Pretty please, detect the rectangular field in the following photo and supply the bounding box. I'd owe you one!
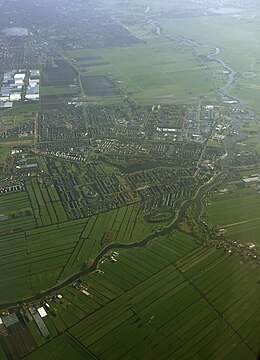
[207,193,260,247]
[80,75,120,96]
[66,232,258,360]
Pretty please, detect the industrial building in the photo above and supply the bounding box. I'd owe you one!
[25,69,40,101]
[0,69,40,107]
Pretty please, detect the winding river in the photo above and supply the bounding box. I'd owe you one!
[0,168,226,310]
[0,41,248,310]
[207,46,239,100]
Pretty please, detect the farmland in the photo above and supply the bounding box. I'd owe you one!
[207,190,260,248]
[24,333,96,360]
[66,38,216,103]
[81,76,120,97]
[0,0,260,359]
[41,64,78,87]
[0,201,157,302]
[20,231,259,360]
[160,13,260,112]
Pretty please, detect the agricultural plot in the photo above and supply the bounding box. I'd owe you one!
[207,192,260,247]
[24,333,95,360]
[59,204,157,279]
[66,37,216,103]
[160,14,260,112]
[40,94,78,111]
[0,221,86,302]
[66,232,258,360]
[26,178,68,227]
[0,191,36,236]
[40,63,79,109]
[80,75,120,97]
[2,225,258,359]
[40,86,80,96]
[0,203,156,302]
[41,66,77,87]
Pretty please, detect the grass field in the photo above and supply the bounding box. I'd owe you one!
[64,9,260,110]
[23,231,258,360]
[66,36,216,103]
[160,14,260,112]
[0,145,11,164]
[1,104,39,115]
[0,197,156,302]
[40,86,80,96]
[68,234,259,360]
[24,333,96,360]
[207,192,260,247]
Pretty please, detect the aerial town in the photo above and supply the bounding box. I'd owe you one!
[0,0,259,359]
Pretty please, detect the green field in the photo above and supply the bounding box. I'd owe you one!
[159,14,260,112]
[40,86,80,96]
[207,192,260,248]
[66,37,216,103]
[24,333,96,360]
[70,242,259,360]
[2,104,39,115]
[65,7,260,111]
[23,231,259,360]
[0,195,157,302]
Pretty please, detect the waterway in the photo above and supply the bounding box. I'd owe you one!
[0,167,226,310]
[150,21,161,35]
[0,39,249,310]
[207,47,239,101]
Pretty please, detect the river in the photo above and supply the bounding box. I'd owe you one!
[207,47,239,100]
[0,166,227,310]
[0,40,249,310]
[150,21,161,35]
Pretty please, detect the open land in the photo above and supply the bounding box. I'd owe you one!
[0,0,259,359]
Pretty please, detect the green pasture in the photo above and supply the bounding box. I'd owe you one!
[239,118,260,154]
[64,10,260,109]
[0,136,34,144]
[65,9,260,109]
[40,86,80,96]
[3,227,256,359]
[207,192,260,246]
[0,200,157,302]
[24,333,95,360]
[2,104,39,115]
[0,192,36,235]
[64,11,260,109]
[161,15,260,112]
[0,146,10,164]
[65,232,258,360]
[66,37,216,103]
